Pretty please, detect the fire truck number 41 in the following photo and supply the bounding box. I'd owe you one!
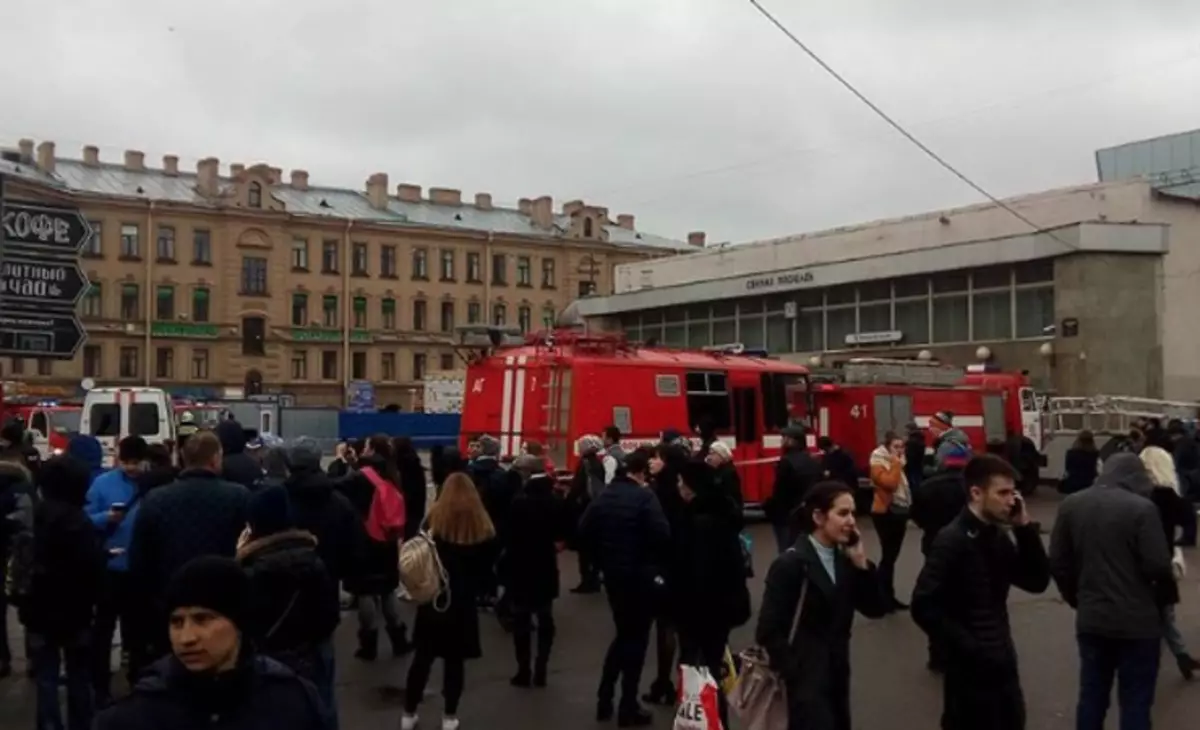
[850,404,867,419]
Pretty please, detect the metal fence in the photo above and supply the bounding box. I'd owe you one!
[280,407,341,454]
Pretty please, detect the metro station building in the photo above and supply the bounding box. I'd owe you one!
[577,129,1200,400]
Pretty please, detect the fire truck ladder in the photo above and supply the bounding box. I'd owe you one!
[813,358,964,387]
[1044,395,1200,437]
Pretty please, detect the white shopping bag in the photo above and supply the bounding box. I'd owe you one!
[674,664,723,730]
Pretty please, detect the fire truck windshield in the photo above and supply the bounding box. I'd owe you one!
[782,374,813,429]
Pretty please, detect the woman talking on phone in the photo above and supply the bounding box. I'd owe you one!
[754,481,889,730]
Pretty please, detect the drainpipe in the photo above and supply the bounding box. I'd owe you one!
[342,219,353,405]
[143,200,155,386]
[484,231,493,323]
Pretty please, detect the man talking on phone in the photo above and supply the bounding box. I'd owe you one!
[911,454,1050,730]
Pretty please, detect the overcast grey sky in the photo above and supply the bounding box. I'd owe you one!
[5,0,1200,243]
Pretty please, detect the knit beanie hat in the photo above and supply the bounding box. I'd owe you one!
[165,556,251,630]
[248,484,294,537]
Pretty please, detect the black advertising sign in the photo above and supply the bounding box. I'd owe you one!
[1,200,94,254]
[0,257,89,305]
[0,309,86,358]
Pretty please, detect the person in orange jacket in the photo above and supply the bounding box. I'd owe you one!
[869,431,912,613]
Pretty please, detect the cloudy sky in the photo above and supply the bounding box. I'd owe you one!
[5,0,1200,244]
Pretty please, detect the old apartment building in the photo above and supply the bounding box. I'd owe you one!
[0,139,694,405]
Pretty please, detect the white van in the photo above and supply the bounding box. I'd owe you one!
[80,387,175,466]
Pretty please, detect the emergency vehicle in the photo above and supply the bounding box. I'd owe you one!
[12,400,82,458]
[80,387,175,466]
[457,327,810,507]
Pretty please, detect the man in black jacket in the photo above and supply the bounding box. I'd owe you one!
[215,419,263,491]
[911,454,1050,730]
[283,437,364,587]
[763,426,821,553]
[578,449,671,727]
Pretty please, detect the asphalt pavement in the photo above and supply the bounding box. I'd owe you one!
[5,492,1200,729]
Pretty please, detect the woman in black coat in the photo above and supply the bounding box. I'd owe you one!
[755,481,888,730]
[393,437,428,539]
[1060,430,1100,494]
[402,473,498,730]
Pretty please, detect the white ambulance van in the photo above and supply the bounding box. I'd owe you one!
[80,387,175,467]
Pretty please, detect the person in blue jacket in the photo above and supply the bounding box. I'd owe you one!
[67,433,107,485]
[84,435,148,706]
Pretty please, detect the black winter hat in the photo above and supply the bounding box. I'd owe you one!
[165,556,251,630]
[248,484,294,537]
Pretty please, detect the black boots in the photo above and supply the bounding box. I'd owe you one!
[386,625,414,658]
[355,630,378,662]
[512,618,554,688]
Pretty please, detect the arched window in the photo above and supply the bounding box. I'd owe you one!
[244,369,264,396]
[583,217,594,238]
[248,181,263,208]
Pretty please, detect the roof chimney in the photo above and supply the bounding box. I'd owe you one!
[530,196,554,228]
[616,214,635,230]
[290,169,309,191]
[562,200,585,216]
[17,139,34,163]
[162,154,179,176]
[36,141,55,174]
[518,198,533,216]
[396,183,422,203]
[124,150,145,171]
[366,172,389,210]
[82,145,99,166]
[196,157,220,197]
[474,192,493,210]
[687,231,707,248]
[230,163,245,178]
[429,187,462,206]
[269,167,282,185]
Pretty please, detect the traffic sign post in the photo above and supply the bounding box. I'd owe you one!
[0,192,92,360]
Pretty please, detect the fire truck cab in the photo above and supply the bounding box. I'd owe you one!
[458,328,810,507]
[16,401,83,458]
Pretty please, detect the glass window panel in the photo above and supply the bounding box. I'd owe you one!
[893,275,928,298]
[796,310,824,352]
[932,271,969,293]
[1016,286,1055,337]
[620,313,640,330]
[858,280,891,302]
[663,324,686,346]
[736,298,764,316]
[642,309,665,325]
[766,315,792,353]
[686,304,710,320]
[625,326,641,342]
[739,314,765,348]
[972,290,1012,340]
[972,265,1010,290]
[895,299,930,345]
[642,322,664,342]
[826,308,856,349]
[712,319,736,345]
[826,284,855,306]
[1015,258,1054,285]
[764,294,791,313]
[795,288,823,308]
[933,295,969,343]
[712,301,736,317]
[687,321,710,348]
[665,307,686,323]
[858,303,891,333]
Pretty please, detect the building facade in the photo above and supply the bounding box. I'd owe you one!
[578,129,1200,401]
[0,139,695,406]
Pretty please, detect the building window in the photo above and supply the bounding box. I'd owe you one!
[412,249,428,280]
[191,348,210,379]
[242,316,266,356]
[440,250,455,281]
[192,229,212,264]
[321,240,339,274]
[413,300,427,331]
[894,299,930,345]
[972,290,1012,341]
[541,259,556,288]
[36,359,52,377]
[291,350,308,380]
[291,238,309,270]
[82,284,102,319]
[468,301,482,324]
[120,224,139,258]
[322,295,338,328]
[155,347,174,379]
[84,222,102,256]
[353,297,367,329]
[155,226,176,261]
[321,350,338,380]
[292,293,308,326]
[382,298,396,330]
[467,253,482,283]
[858,302,891,334]
[352,351,367,380]
[1016,287,1055,338]
[826,307,855,349]
[8,358,22,376]
[119,347,139,378]
[413,353,427,381]
[83,345,101,378]
[542,306,556,329]
[491,254,507,285]
[440,353,455,371]
[932,295,969,343]
[518,305,532,332]
[156,286,175,320]
[192,288,210,322]
[583,218,594,238]
[241,257,268,295]
[352,242,368,275]
[440,301,454,333]
[517,257,532,287]
[381,352,396,381]
[381,245,397,277]
[577,280,596,298]
[248,181,263,208]
[493,303,507,326]
[120,283,140,320]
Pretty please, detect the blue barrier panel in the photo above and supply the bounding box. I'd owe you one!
[337,412,461,449]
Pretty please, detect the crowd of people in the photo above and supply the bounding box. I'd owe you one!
[0,408,1196,730]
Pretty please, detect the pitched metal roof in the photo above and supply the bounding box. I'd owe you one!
[1,156,692,252]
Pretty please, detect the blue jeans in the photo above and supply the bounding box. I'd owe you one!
[314,639,338,730]
[28,631,93,730]
[1076,633,1160,730]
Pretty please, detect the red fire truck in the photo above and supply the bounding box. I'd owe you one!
[458,329,810,506]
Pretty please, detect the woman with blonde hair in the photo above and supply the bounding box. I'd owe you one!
[1139,445,1200,679]
[401,472,498,730]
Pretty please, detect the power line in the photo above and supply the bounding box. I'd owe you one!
[745,0,1071,245]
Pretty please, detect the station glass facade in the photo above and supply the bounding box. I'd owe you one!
[616,259,1055,354]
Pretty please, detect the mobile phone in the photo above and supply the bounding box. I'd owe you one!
[108,547,126,556]
[111,502,127,512]
[846,528,861,547]
[1010,495,1024,519]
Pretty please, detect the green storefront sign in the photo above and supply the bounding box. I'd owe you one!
[290,328,371,343]
[150,322,220,338]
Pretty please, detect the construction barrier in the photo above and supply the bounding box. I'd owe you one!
[337,412,461,449]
